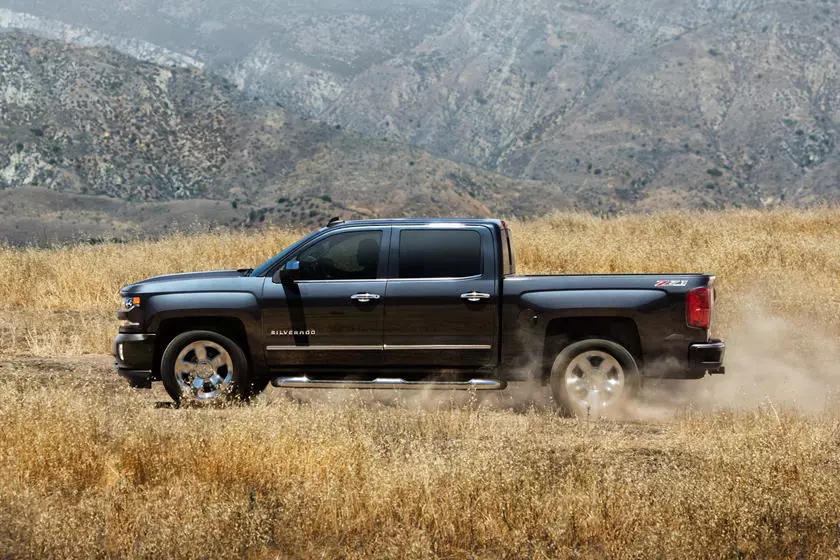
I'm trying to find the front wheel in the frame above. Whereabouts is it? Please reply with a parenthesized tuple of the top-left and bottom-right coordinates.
(549, 339, 640, 417)
(161, 330, 254, 405)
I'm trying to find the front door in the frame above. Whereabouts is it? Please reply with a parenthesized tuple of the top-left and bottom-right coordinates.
(262, 228, 389, 369)
(383, 226, 498, 370)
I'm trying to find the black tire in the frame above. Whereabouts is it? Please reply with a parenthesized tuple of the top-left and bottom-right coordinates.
(549, 338, 641, 417)
(160, 330, 252, 405)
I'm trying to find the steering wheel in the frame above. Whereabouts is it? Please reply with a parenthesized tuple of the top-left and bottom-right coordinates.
(319, 258, 338, 279)
(300, 255, 337, 279)
(300, 255, 324, 279)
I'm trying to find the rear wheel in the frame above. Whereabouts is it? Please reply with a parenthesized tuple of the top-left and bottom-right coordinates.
(161, 330, 254, 405)
(549, 338, 640, 417)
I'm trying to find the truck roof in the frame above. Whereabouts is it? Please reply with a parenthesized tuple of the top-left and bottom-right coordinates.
(327, 217, 506, 228)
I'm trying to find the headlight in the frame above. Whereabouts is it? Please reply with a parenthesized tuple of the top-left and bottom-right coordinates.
(120, 296, 142, 330)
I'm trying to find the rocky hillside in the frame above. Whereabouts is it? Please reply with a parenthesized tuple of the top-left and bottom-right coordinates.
(0, 1, 463, 115)
(326, 0, 840, 208)
(4, 0, 837, 209)
(0, 31, 590, 243)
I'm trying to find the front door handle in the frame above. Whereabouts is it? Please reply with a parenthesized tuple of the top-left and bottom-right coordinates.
(351, 293, 381, 303)
(461, 292, 491, 302)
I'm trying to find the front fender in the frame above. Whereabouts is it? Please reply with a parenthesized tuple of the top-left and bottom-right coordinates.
(143, 292, 264, 370)
(144, 292, 262, 332)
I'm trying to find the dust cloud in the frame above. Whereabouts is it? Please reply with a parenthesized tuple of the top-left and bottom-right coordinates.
(638, 302, 840, 419)
(266, 302, 840, 420)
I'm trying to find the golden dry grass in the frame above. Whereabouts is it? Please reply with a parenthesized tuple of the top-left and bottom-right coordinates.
(2, 209, 840, 558)
(1, 208, 839, 354)
(0, 229, 303, 355)
(2, 373, 840, 559)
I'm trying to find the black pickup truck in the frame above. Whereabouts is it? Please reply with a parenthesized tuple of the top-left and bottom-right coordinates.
(114, 218, 725, 414)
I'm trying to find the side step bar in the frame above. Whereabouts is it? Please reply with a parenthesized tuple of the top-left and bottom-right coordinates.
(271, 376, 506, 391)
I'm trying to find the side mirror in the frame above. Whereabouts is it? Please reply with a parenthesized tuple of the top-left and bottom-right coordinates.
(273, 259, 302, 284)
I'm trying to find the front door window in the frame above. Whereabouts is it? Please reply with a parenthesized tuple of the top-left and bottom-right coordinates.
(298, 230, 383, 281)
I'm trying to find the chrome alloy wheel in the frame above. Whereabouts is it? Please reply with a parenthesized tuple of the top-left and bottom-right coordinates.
(564, 350, 626, 410)
(174, 340, 234, 401)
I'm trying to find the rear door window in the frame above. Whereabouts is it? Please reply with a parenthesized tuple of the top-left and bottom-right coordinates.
(398, 229, 481, 279)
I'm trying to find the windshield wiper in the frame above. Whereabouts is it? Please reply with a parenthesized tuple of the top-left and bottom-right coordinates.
(237, 268, 254, 276)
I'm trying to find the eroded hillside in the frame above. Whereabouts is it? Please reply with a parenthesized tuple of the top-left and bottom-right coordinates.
(3, 0, 837, 209)
(0, 31, 586, 243)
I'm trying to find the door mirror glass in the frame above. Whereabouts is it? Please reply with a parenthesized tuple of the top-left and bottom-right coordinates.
(274, 259, 302, 283)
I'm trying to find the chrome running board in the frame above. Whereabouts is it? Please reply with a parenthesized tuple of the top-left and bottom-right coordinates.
(270, 376, 506, 391)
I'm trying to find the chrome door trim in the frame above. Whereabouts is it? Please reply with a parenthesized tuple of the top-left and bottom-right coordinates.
(267, 344, 493, 351)
(383, 344, 492, 351)
(386, 274, 483, 282)
(266, 345, 384, 351)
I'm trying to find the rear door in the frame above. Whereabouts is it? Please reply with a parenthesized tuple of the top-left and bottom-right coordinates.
(383, 225, 498, 369)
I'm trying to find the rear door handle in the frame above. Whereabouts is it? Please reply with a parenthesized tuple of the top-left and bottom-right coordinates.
(351, 293, 381, 303)
(461, 292, 491, 302)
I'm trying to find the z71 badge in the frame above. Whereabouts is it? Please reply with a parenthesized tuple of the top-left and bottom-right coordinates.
(655, 280, 688, 287)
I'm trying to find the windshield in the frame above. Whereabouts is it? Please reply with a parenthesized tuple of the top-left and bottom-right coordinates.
(251, 228, 326, 277)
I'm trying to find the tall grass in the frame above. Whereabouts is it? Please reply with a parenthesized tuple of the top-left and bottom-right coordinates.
(1, 209, 840, 558)
(1, 208, 839, 354)
(1, 381, 839, 559)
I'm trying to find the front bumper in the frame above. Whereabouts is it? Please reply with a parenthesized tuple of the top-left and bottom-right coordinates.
(113, 333, 156, 389)
(688, 339, 726, 376)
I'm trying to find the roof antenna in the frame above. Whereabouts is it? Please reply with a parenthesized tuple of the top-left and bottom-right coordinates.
(326, 216, 344, 227)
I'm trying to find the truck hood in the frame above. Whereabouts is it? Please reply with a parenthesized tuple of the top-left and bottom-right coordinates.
(121, 270, 248, 294)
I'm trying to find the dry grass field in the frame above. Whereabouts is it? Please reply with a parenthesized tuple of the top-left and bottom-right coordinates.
(1, 209, 840, 558)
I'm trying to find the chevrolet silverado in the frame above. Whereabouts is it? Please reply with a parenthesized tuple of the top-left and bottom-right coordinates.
(114, 218, 725, 414)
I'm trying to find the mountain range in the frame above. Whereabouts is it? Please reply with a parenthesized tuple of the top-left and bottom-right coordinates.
(0, 0, 839, 242)
(0, 31, 583, 243)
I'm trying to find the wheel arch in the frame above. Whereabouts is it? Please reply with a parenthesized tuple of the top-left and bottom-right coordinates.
(143, 291, 264, 379)
(541, 316, 642, 382)
(154, 316, 254, 379)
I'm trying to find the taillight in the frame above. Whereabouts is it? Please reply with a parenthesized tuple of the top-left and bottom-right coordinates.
(686, 287, 712, 329)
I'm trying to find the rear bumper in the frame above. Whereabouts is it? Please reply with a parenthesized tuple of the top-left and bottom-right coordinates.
(643, 339, 726, 379)
(113, 333, 156, 388)
(688, 339, 726, 376)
